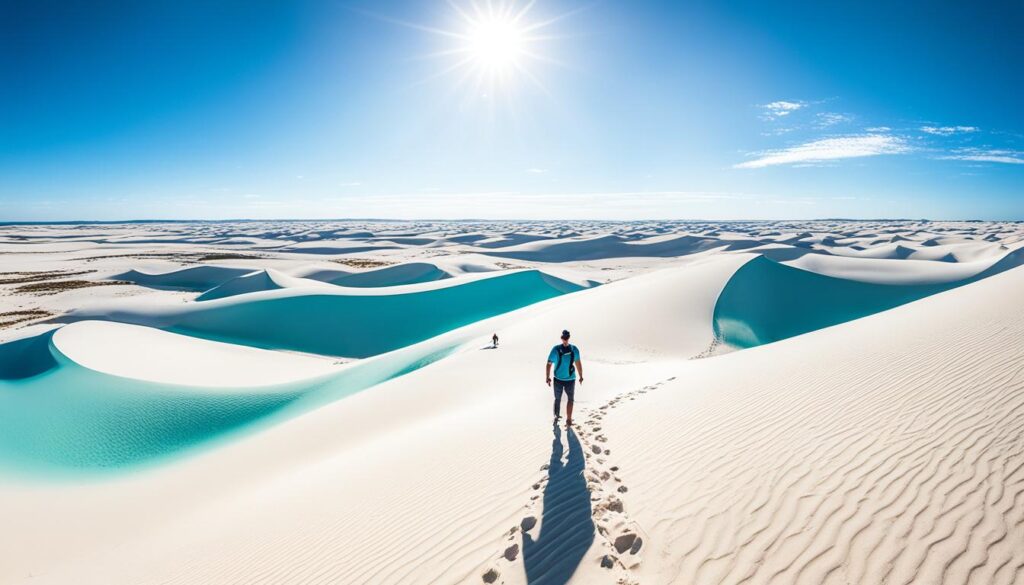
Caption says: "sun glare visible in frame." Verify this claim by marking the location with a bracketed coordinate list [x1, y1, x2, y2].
[465, 16, 527, 72]
[404, 1, 564, 95]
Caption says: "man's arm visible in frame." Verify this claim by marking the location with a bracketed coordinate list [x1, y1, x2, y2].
[545, 361, 553, 386]
[575, 359, 584, 384]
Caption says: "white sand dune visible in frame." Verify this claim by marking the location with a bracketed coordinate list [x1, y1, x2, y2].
[61, 269, 588, 358]
[473, 232, 556, 248]
[0, 251, 744, 585]
[482, 233, 759, 262]
[275, 240, 403, 255]
[114, 265, 257, 292]
[196, 268, 335, 301]
[713, 248, 1024, 348]
[603, 261, 1024, 585]
[1, 220, 1023, 585]
[825, 240, 1007, 263]
[3, 253, 1022, 584]
[52, 321, 343, 386]
[300, 261, 454, 288]
[783, 244, 1024, 284]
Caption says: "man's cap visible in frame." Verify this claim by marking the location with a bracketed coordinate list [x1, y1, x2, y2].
[561, 329, 571, 339]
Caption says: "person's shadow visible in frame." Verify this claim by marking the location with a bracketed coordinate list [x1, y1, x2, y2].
[523, 424, 595, 584]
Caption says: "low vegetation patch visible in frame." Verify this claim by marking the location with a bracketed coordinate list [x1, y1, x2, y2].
[13, 280, 132, 296]
[80, 252, 266, 263]
[195, 253, 266, 262]
[0, 309, 54, 329]
[0, 270, 94, 284]
[330, 257, 397, 268]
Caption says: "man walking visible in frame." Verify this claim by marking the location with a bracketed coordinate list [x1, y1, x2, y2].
[546, 329, 584, 426]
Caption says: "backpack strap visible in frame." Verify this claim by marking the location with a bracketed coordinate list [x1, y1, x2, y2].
[554, 344, 576, 378]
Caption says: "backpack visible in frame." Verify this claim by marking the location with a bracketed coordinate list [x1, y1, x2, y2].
[554, 344, 576, 378]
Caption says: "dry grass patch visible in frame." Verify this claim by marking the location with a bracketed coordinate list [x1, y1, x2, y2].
[330, 257, 397, 268]
[80, 252, 266, 263]
[0, 270, 94, 284]
[0, 309, 54, 329]
[195, 253, 267, 262]
[13, 280, 132, 296]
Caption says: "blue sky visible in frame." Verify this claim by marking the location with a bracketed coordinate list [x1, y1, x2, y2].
[1, 0, 1021, 221]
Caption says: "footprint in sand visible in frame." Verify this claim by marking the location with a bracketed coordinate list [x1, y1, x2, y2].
[481, 377, 673, 583]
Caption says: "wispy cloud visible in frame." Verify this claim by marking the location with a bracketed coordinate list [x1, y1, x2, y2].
[339, 181, 363, 187]
[748, 101, 1016, 170]
[525, 168, 547, 174]
[920, 125, 979, 136]
[815, 112, 852, 127]
[760, 100, 804, 120]
[735, 133, 911, 169]
[940, 148, 1024, 164]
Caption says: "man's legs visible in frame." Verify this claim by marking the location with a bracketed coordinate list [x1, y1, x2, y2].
[553, 380, 564, 417]
[564, 380, 576, 424]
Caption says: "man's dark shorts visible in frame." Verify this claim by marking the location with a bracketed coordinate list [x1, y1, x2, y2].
[553, 378, 576, 402]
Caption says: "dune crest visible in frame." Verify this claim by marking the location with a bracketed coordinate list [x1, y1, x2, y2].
[1, 220, 1023, 584]
[605, 255, 1024, 585]
[714, 249, 1024, 348]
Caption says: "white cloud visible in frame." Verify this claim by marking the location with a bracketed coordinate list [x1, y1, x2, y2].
[735, 134, 911, 169]
[865, 126, 891, 132]
[816, 112, 852, 127]
[525, 168, 547, 174]
[941, 148, 1024, 164]
[339, 181, 362, 187]
[920, 125, 979, 136]
[760, 100, 804, 120]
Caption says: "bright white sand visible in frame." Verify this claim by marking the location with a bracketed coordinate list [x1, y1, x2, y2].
[604, 264, 1024, 584]
[1, 220, 1023, 585]
[52, 321, 344, 386]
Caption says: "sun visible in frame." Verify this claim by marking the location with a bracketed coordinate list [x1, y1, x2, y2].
[400, 1, 565, 94]
[464, 15, 528, 73]
[447, 1, 549, 88]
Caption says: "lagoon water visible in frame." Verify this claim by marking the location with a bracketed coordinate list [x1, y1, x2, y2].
[0, 270, 583, 476]
[4, 253, 1018, 477]
[713, 254, 1019, 348]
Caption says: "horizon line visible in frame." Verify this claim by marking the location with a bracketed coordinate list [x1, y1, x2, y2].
[1, 217, 1019, 226]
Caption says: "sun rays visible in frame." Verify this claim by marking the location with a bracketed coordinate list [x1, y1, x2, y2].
[417, 0, 568, 97]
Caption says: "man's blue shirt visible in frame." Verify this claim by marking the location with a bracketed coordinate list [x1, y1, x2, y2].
[548, 344, 580, 381]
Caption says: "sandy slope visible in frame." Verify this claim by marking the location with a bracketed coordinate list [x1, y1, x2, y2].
[59, 269, 590, 358]
[4, 256, 1023, 584]
[52, 321, 343, 386]
[0, 254, 743, 584]
[2, 219, 1021, 343]
[783, 244, 1024, 284]
[1, 220, 1023, 585]
[601, 264, 1024, 585]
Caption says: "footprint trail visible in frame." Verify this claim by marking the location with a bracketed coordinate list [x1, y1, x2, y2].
[479, 377, 675, 584]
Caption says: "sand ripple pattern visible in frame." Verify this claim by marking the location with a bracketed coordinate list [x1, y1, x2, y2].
[608, 269, 1024, 585]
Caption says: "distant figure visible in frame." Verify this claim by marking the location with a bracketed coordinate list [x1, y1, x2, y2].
[492, 333, 499, 348]
[546, 329, 584, 426]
